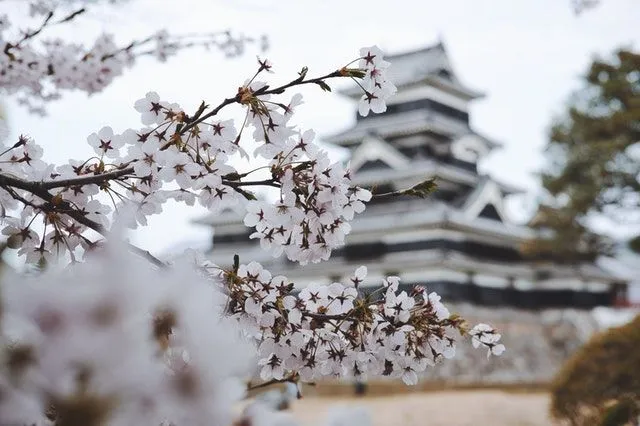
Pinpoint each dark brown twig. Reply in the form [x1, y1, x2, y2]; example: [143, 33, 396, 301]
[0, 172, 166, 268]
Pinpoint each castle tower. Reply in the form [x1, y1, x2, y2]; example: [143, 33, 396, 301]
[196, 42, 622, 310]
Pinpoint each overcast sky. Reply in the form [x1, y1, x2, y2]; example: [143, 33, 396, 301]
[5, 0, 640, 257]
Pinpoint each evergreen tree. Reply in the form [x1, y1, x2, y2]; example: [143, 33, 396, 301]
[525, 49, 640, 262]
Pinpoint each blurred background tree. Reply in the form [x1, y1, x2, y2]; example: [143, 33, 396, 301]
[571, 0, 601, 14]
[550, 314, 640, 426]
[524, 49, 640, 262]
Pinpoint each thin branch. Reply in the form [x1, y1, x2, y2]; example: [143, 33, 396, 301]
[371, 178, 438, 201]
[38, 166, 279, 193]
[256, 69, 342, 96]
[302, 312, 349, 321]
[0, 172, 166, 268]
[179, 69, 343, 135]
[6, 8, 86, 53]
[246, 377, 296, 392]
[223, 179, 280, 189]
[125, 243, 167, 268]
[371, 190, 404, 201]
[0, 66, 357, 268]
[179, 95, 242, 136]
[39, 167, 135, 190]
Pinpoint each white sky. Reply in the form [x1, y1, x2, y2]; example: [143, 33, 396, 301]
[4, 0, 640, 257]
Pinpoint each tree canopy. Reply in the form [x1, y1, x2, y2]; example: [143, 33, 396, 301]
[525, 49, 640, 262]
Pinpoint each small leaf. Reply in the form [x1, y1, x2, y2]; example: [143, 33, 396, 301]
[315, 81, 332, 92]
[223, 172, 242, 181]
[239, 189, 257, 201]
[628, 234, 640, 254]
[233, 254, 239, 274]
[403, 178, 438, 198]
[348, 69, 367, 79]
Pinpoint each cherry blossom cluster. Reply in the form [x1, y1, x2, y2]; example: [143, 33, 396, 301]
[357, 46, 397, 117]
[0, 243, 371, 426]
[243, 138, 373, 264]
[0, 9, 508, 419]
[0, 241, 504, 424]
[0, 48, 394, 266]
[469, 323, 506, 357]
[0, 244, 263, 425]
[219, 262, 503, 386]
[1, 1, 265, 115]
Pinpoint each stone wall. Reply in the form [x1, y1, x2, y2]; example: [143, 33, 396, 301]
[421, 304, 607, 384]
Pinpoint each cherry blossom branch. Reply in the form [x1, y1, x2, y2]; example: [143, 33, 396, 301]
[223, 178, 280, 189]
[0, 172, 166, 267]
[2, 4, 265, 115]
[38, 167, 135, 190]
[0, 39, 508, 424]
[125, 243, 167, 268]
[6, 11, 54, 52]
[255, 69, 343, 95]
[220, 261, 505, 386]
[246, 376, 297, 392]
[23, 167, 280, 192]
[178, 96, 243, 136]
[4, 8, 103, 62]
[97, 31, 264, 62]
[302, 311, 350, 321]
[0, 48, 390, 266]
[179, 69, 344, 135]
[0, 173, 56, 201]
[5, 7, 87, 52]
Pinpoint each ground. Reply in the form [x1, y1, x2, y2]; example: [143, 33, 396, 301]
[288, 390, 553, 426]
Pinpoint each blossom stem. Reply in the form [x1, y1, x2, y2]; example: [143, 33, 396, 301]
[180, 69, 344, 136]
[246, 376, 297, 392]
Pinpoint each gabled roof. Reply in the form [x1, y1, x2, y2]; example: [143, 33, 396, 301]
[351, 158, 478, 187]
[340, 42, 484, 100]
[350, 134, 410, 173]
[462, 177, 509, 223]
[325, 109, 470, 146]
[350, 157, 523, 196]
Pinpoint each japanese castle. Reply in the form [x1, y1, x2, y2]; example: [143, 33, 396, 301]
[197, 42, 626, 312]
[193, 42, 637, 384]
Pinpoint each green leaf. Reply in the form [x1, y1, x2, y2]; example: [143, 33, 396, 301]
[233, 254, 239, 274]
[240, 189, 257, 201]
[223, 172, 242, 181]
[403, 178, 438, 198]
[348, 69, 366, 79]
[628, 234, 640, 254]
[315, 81, 332, 92]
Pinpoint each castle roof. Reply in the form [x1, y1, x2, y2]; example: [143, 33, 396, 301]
[340, 42, 483, 100]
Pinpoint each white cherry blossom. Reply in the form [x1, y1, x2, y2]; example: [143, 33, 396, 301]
[0, 18, 506, 423]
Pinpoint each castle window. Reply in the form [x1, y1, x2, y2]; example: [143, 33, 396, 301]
[357, 99, 469, 123]
[478, 204, 503, 222]
[344, 242, 387, 261]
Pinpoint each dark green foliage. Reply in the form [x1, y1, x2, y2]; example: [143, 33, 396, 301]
[628, 235, 640, 254]
[600, 398, 639, 426]
[550, 315, 640, 425]
[527, 49, 640, 262]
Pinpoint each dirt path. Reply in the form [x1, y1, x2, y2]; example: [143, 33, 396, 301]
[288, 391, 553, 426]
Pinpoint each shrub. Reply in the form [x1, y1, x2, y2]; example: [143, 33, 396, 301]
[550, 314, 640, 426]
